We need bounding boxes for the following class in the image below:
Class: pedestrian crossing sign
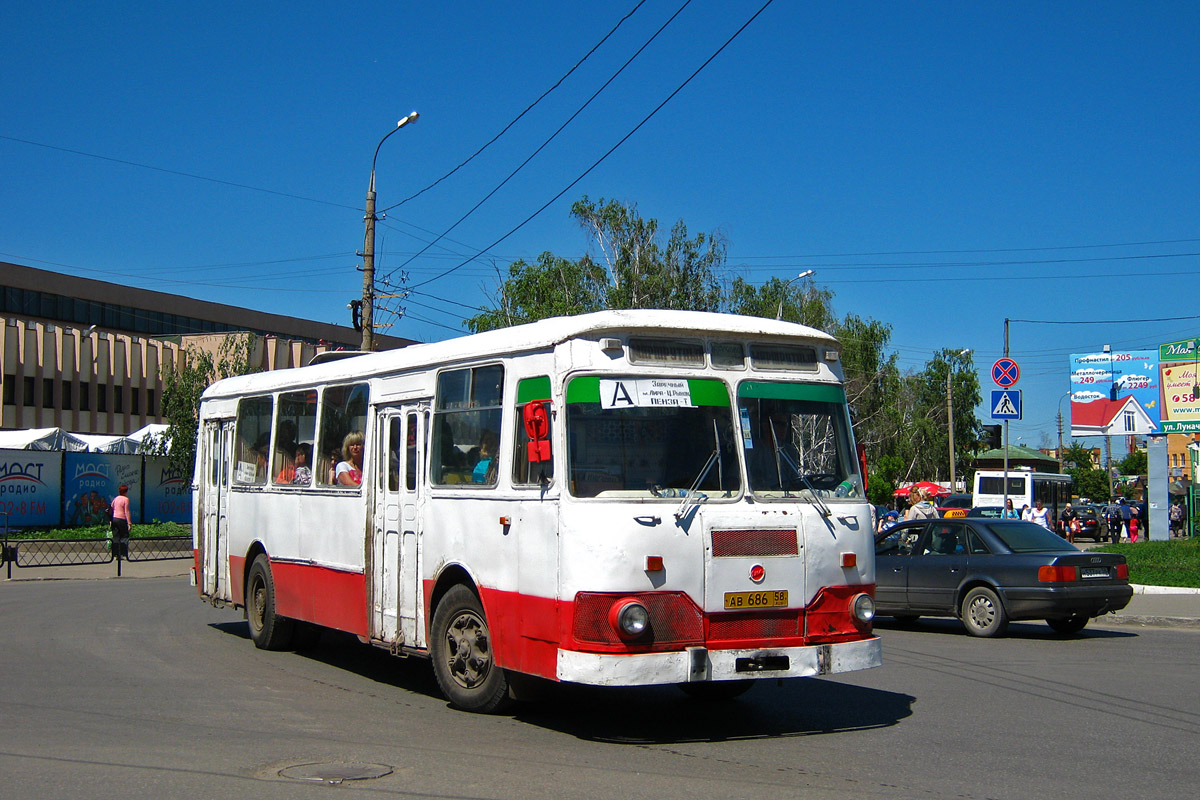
[991,390,1022,420]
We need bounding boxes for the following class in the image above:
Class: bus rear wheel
[246,554,294,650]
[431,585,512,713]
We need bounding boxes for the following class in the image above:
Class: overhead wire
[379,0,698,288]
[409,0,777,291]
[379,0,647,213]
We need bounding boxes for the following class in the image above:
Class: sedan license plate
[1080,566,1109,579]
[724,590,788,610]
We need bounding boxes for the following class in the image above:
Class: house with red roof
[1071,396,1158,437]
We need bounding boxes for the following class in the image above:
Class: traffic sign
[992,358,1020,387]
[991,389,1022,420]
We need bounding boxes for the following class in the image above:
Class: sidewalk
[2,558,192,582]
[1096,584,1200,629]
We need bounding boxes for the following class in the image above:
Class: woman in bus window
[335,431,365,486]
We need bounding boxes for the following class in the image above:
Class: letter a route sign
[992,358,1020,388]
[991,389,1022,420]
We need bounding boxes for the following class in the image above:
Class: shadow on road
[873,616,1138,640]
[210,620,913,739]
[512,678,914,744]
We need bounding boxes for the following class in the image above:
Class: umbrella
[894,481,951,498]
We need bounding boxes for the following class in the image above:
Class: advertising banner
[1069,350,1160,437]
[143,457,192,523]
[0,449,63,527]
[1158,337,1200,434]
[63,452,142,525]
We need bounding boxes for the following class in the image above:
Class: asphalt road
[0,576,1196,800]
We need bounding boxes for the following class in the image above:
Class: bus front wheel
[246,554,294,650]
[431,585,513,713]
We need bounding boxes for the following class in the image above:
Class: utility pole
[361,112,419,352]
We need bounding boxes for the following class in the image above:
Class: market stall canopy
[894,481,951,498]
[0,427,90,451]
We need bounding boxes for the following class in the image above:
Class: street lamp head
[397,111,419,128]
[796,269,815,280]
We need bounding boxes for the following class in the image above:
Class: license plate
[724,590,788,610]
[1080,567,1109,579]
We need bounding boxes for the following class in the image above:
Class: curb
[1095,615,1200,629]
[1130,584,1200,595]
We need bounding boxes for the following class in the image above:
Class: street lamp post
[947,348,971,492]
[775,270,816,321]
[361,111,419,351]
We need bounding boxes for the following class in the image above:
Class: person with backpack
[1170,501,1185,538]
[904,487,938,520]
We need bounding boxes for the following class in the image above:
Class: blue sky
[3,2,1198,452]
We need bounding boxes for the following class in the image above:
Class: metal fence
[1,517,191,578]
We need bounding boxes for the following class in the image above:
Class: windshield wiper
[674,449,718,521]
[768,419,831,517]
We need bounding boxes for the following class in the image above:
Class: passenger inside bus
[335,431,365,486]
[470,430,498,484]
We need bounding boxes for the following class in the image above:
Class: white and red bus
[193,310,880,711]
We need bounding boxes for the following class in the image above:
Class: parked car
[938,493,973,518]
[874,519,1132,637]
[1072,504,1103,541]
[967,506,1004,518]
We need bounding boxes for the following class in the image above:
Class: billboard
[63,452,143,525]
[1158,337,1200,434]
[0,450,63,527]
[1069,350,1160,437]
[143,457,192,523]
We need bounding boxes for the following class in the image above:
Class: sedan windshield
[565,376,741,499]
[738,381,862,499]
[983,521,1078,553]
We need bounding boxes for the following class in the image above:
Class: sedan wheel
[961,586,1008,637]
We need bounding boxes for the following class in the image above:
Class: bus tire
[246,554,295,650]
[960,586,1008,638]
[678,680,755,701]
[431,585,512,713]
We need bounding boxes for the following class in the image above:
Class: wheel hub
[445,611,491,690]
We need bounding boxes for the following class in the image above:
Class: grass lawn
[3,522,190,540]
[1092,538,1200,588]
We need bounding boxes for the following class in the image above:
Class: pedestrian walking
[1060,503,1077,542]
[110,484,131,559]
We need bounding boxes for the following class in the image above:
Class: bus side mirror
[523,401,551,463]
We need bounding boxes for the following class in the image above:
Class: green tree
[151,334,256,477]
[1062,442,1110,501]
[1117,448,1148,476]
[467,253,606,333]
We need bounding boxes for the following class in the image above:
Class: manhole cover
[279,762,393,784]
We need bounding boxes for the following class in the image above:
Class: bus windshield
[738,381,863,500]
[565,376,741,499]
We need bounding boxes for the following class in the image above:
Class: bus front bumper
[555,636,881,686]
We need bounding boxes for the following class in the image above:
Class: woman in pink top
[110,484,132,557]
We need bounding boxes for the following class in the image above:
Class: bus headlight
[609,599,650,639]
[851,593,875,626]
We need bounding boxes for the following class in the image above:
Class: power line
[409,0,776,291]
[727,236,1200,259]
[0,133,360,211]
[380,0,696,287]
[1007,315,1200,325]
[379,0,647,213]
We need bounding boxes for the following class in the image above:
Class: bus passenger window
[316,383,369,488]
[431,365,504,487]
[274,390,317,486]
[234,395,272,485]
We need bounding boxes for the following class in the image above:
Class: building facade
[2,262,414,435]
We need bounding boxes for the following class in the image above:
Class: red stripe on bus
[271,561,369,636]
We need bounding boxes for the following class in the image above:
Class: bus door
[201,419,234,600]
[371,405,426,648]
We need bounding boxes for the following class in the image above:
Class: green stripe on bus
[517,376,552,403]
[738,382,846,403]
[565,376,730,406]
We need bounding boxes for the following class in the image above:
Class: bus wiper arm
[674,450,718,520]
[769,419,831,517]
